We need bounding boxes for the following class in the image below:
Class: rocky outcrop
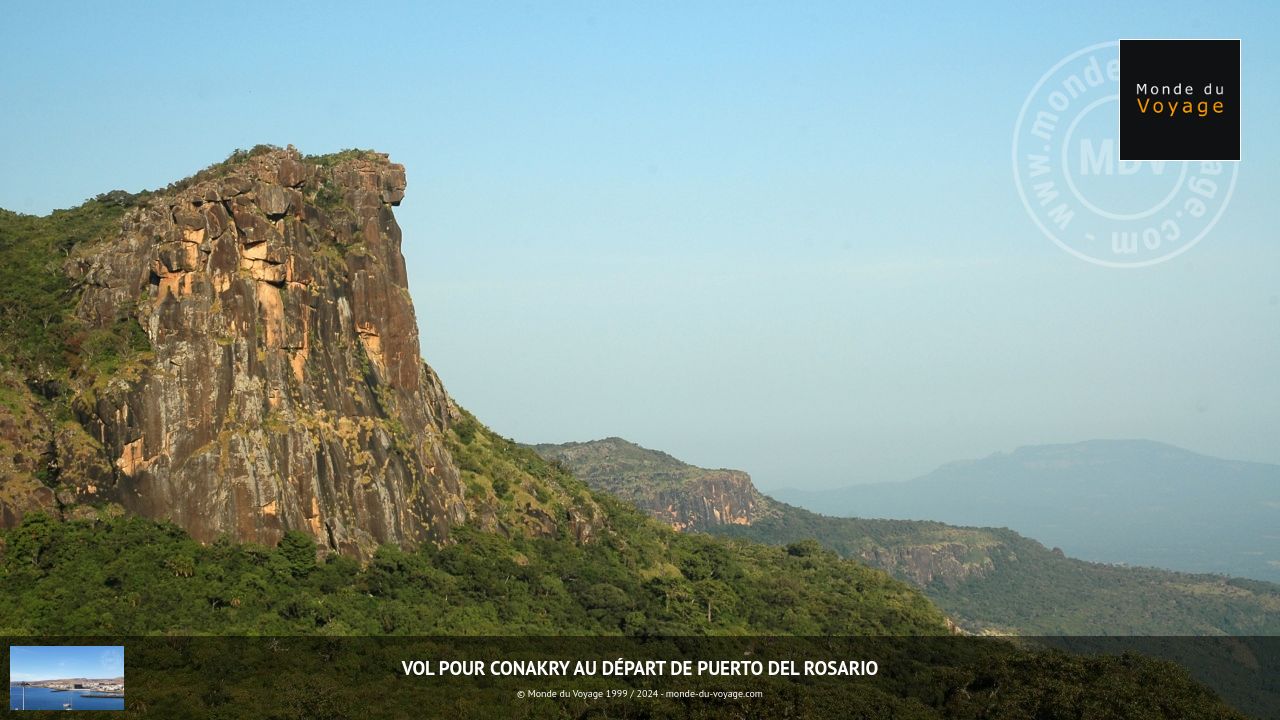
[534,438,772,530]
[535,438,1000,590]
[46,147,466,558]
[857,542,996,589]
[644,469,764,531]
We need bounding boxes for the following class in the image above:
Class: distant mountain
[776,440,1280,583]
[25,677,124,685]
[536,438,1280,636]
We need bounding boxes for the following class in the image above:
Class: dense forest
[0,502,947,636]
[0,417,1264,717]
[0,502,1258,719]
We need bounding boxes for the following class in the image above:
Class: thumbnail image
[9,646,124,711]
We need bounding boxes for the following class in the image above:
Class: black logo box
[1119,39,1240,161]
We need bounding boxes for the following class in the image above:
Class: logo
[1119,39,1240,161]
[1013,41,1237,267]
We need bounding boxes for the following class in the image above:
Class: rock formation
[534,438,1000,590]
[6,147,475,558]
[856,542,996,589]
[534,438,771,530]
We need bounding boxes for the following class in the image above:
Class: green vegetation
[0,513,1255,718]
[303,147,381,168]
[778,440,1280,584]
[447,408,602,535]
[533,436,753,496]
[711,505,1280,635]
[0,478,1258,716]
[162,144,279,195]
[537,438,1280,636]
[926,529,1280,635]
[0,409,949,637]
[0,507,947,636]
[0,194,153,508]
[0,195,141,382]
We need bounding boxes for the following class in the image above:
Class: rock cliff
[533,438,772,530]
[534,438,1000,591]
[856,542,996,589]
[0,147,489,557]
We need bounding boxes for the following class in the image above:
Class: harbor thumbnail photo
[9,645,124,711]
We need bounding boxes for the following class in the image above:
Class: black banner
[6,636,1278,719]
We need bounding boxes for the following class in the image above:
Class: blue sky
[2,2,1277,488]
[9,646,124,682]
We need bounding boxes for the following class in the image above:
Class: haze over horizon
[2,2,1277,491]
[774,437,1280,583]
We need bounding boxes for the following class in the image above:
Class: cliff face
[856,542,996,589]
[533,438,771,530]
[646,468,764,531]
[46,148,466,557]
[534,438,1003,591]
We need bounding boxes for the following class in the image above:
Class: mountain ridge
[535,437,1280,635]
[776,438,1280,582]
[533,436,775,530]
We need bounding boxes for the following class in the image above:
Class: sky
[1,2,1276,490]
[9,646,124,682]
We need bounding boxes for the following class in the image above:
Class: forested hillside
[0,416,1257,719]
[714,504,1280,635]
[539,438,1280,635]
[0,408,944,635]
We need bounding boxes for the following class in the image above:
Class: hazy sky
[2,2,1276,490]
[9,646,124,682]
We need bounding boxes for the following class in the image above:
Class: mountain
[531,438,773,530]
[0,147,1265,717]
[535,438,1280,635]
[0,146,603,560]
[776,440,1280,583]
[0,146,946,638]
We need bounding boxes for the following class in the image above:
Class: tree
[278,531,317,577]
[693,579,736,625]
